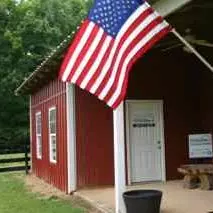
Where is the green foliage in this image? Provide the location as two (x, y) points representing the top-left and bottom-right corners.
(0, 0), (91, 144)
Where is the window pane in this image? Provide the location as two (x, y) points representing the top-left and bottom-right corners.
(36, 135), (42, 158)
(49, 107), (57, 163)
(51, 135), (57, 162)
(36, 112), (42, 159)
(36, 113), (41, 134)
(50, 109), (56, 123)
(50, 122), (56, 134)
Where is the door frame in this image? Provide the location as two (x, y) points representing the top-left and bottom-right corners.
(125, 100), (166, 185)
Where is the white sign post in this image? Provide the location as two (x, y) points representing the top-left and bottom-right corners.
(188, 134), (213, 159)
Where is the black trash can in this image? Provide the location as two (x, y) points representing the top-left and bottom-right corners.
(123, 190), (162, 213)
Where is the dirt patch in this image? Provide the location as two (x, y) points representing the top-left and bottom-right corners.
(25, 174), (65, 198)
(23, 173), (102, 213)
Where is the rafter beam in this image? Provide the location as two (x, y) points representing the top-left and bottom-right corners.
(153, 0), (193, 17)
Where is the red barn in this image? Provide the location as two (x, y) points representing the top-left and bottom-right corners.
(16, 48), (213, 193)
(15, 2), (213, 212)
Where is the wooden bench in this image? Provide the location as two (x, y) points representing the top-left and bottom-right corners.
(178, 164), (213, 190)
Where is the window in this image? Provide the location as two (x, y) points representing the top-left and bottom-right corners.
(49, 107), (57, 163)
(36, 112), (42, 159)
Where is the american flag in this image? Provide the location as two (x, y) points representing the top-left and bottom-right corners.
(59, 0), (171, 109)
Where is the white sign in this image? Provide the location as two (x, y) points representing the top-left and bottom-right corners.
(189, 134), (213, 159)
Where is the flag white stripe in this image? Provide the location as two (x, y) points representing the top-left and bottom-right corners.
(80, 36), (112, 89)
(108, 21), (169, 106)
(90, 3), (150, 93)
(99, 11), (160, 100)
(62, 22), (95, 81)
(71, 28), (104, 83)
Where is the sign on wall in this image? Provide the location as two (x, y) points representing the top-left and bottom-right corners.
(188, 134), (213, 159)
(132, 112), (155, 128)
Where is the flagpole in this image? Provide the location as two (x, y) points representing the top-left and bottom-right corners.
(171, 29), (213, 73)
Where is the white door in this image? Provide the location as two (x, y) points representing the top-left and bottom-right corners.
(127, 101), (165, 183)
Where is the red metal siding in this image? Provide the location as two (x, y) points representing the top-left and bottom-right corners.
(31, 79), (68, 192)
(75, 87), (114, 188)
(200, 69), (213, 133)
(30, 51), (213, 191)
(126, 50), (210, 180)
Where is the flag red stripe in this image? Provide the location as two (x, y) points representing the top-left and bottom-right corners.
(58, 20), (90, 80)
(94, 8), (153, 97)
(66, 24), (100, 82)
(85, 39), (114, 92)
(103, 16), (164, 103)
(75, 33), (107, 86)
(111, 26), (171, 108)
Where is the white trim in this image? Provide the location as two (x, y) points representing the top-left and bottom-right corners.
(29, 96), (33, 171)
(125, 100), (166, 184)
(125, 101), (131, 186)
(159, 101), (166, 182)
(35, 111), (42, 159)
(66, 83), (77, 193)
(48, 106), (57, 164)
(113, 102), (126, 213)
(126, 100), (164, 104)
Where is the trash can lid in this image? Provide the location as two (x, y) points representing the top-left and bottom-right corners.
(123, 190), (162, 199)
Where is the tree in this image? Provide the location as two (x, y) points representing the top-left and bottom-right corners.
(0, 0), (91, 144)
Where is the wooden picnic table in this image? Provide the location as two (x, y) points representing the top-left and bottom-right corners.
(178, 164), (213, 190)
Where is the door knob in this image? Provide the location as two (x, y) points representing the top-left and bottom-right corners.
(157, 141), (161, 145)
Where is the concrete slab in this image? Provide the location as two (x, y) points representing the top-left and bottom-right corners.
(76, 181), (213, 213)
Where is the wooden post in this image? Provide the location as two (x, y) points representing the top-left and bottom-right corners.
(24, 139), (29, 175)
(113, 102), (126, 213)
(29, 96), (33, 172)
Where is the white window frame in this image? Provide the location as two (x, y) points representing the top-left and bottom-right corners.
(35, 111), (42, 159)
(48, 106), (57, 163)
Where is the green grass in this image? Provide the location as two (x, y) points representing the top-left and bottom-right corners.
(0, 173), (84, 213)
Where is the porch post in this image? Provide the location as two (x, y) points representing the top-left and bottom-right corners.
(66, 83), (77, 193)
(113, 102), (126, 213)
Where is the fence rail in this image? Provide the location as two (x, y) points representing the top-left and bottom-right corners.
(0, 143), (30, 174)
(0, 166), (30, 173)
(0, 149), (29, 155)
(0, 157), (30, 164)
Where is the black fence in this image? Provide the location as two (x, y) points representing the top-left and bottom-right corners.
(0, 141), (30, 174)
